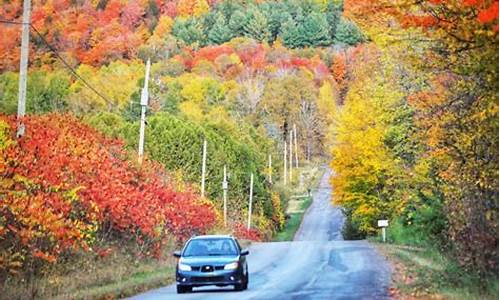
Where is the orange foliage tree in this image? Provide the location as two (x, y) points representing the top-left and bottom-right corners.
(0, 114), (217, 276)
(344, 0), (498, 275)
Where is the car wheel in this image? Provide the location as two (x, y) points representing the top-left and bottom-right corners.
(234, 283), (244, 291)
(177, 285), (192, 294)
(242, 273), (249, 290)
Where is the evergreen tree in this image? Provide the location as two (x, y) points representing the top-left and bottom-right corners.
(243, 8), (271, 42)
(334, 18), (365, 46)
(300, 12), (331, 46)
(325, 1), (341, 40)
(261, 2), (288, 42)
(228, 10), (247, 36)
(279, 17), (301, 48)
(215, 0), (242, 20)
(172, 18), (207, 47)
(208, 12), (232, 44)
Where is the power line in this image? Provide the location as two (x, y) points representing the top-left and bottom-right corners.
(0, 19), (115, 107)
(0, 19), (29, 25)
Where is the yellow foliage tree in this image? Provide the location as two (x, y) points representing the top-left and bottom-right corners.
(317, 80), (337, 124)
(152, 16), (174, 39)
(330, 47), (404, 235)
(193, 0), (209, 17)
(68, 60), (144, 112)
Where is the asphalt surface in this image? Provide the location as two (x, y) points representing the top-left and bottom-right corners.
(129, 169), (392, 300)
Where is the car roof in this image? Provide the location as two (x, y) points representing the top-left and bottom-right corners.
(190, 234), (234, 240)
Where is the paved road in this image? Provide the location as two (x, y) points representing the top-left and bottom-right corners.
(129, 169), (392, 300)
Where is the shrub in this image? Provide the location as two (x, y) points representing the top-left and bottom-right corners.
(0, 114), (217, 277)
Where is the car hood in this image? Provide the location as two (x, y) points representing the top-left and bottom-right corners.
(180, 255), (239, 265)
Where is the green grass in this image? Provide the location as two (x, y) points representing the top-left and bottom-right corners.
(273, 163), (324, 242)
(371, 222), (499, 300)
(2, 241), (178, 300)
(274, 195), (312, 242)
(67, 265), (175, 300)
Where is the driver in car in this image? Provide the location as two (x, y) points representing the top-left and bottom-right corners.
(221, 240), (232, 255)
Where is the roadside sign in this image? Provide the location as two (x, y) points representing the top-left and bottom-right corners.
(377, 220), (389, 227)
(378, 220), (389, 243)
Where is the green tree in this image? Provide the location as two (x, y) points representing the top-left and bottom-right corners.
(280, 18), (301, 48)
(0, 72), (19, 114)
(243, 8), (271, 43)
(172, 18), (207, 47)
(300, 12), (331, 47)
(228, 10), (248, 36)
(334, 17), (365, 46)
(208, 12), (233, 44)
(325, 1), (342, 40)
(0, 70), (70, 114)
(119, 113), (275, 219)
(260, 2), (288, 41)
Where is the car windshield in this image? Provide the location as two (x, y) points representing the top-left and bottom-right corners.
(183, 238), (238, 257)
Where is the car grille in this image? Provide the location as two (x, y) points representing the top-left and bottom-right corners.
(190, 265), (224, 272)
(191, 276), (224, 283)
(201, 265), (214, 272)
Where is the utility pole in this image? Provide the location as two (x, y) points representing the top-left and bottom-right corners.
(283, 141), (287, 185)
(223, 165), (228, 227)
(16, 0), (31, 138)
(268, 154), (272, 184)
(247, 173), (253, 230)
(201, 139), (207, 198)
(138, 58), (151, 164)
(293, 124), (299, 168)
(289, 130), (293, 183)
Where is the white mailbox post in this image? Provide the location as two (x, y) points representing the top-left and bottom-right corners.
(377, 219), (389, 242)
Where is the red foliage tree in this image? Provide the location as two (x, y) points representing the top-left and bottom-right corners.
(233, 223), (262, 242)
(193, 45), (234, 65)
(237, 44), (267, 71)
(0, 114), (217, 271)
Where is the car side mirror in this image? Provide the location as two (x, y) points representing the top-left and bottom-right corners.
(240, 249), (249, 256)
(173, 250), (181, 258)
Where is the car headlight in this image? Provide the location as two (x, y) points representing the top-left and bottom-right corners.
(224, 262), (239, 270)
(178, 263), (192, 271)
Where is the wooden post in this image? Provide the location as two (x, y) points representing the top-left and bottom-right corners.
(16, 0), (31, 137)
(138, 59), (151, 165)
(247, 173), (253, 230)
(201, 139), (207, 198)
(293, 124), (299, 168)
(223, 165), (228, 227)
(283, 142), (287, 185)
(289, 130), (293, 183)
(268, 154), (272, 184)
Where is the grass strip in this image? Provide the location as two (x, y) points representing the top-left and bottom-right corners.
(373, 242), (498, 300)
(65, 265), (175, 300)
(274, 196), (313, 242)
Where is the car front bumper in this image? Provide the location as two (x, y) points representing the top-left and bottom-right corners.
(176, 269), (244, 287)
